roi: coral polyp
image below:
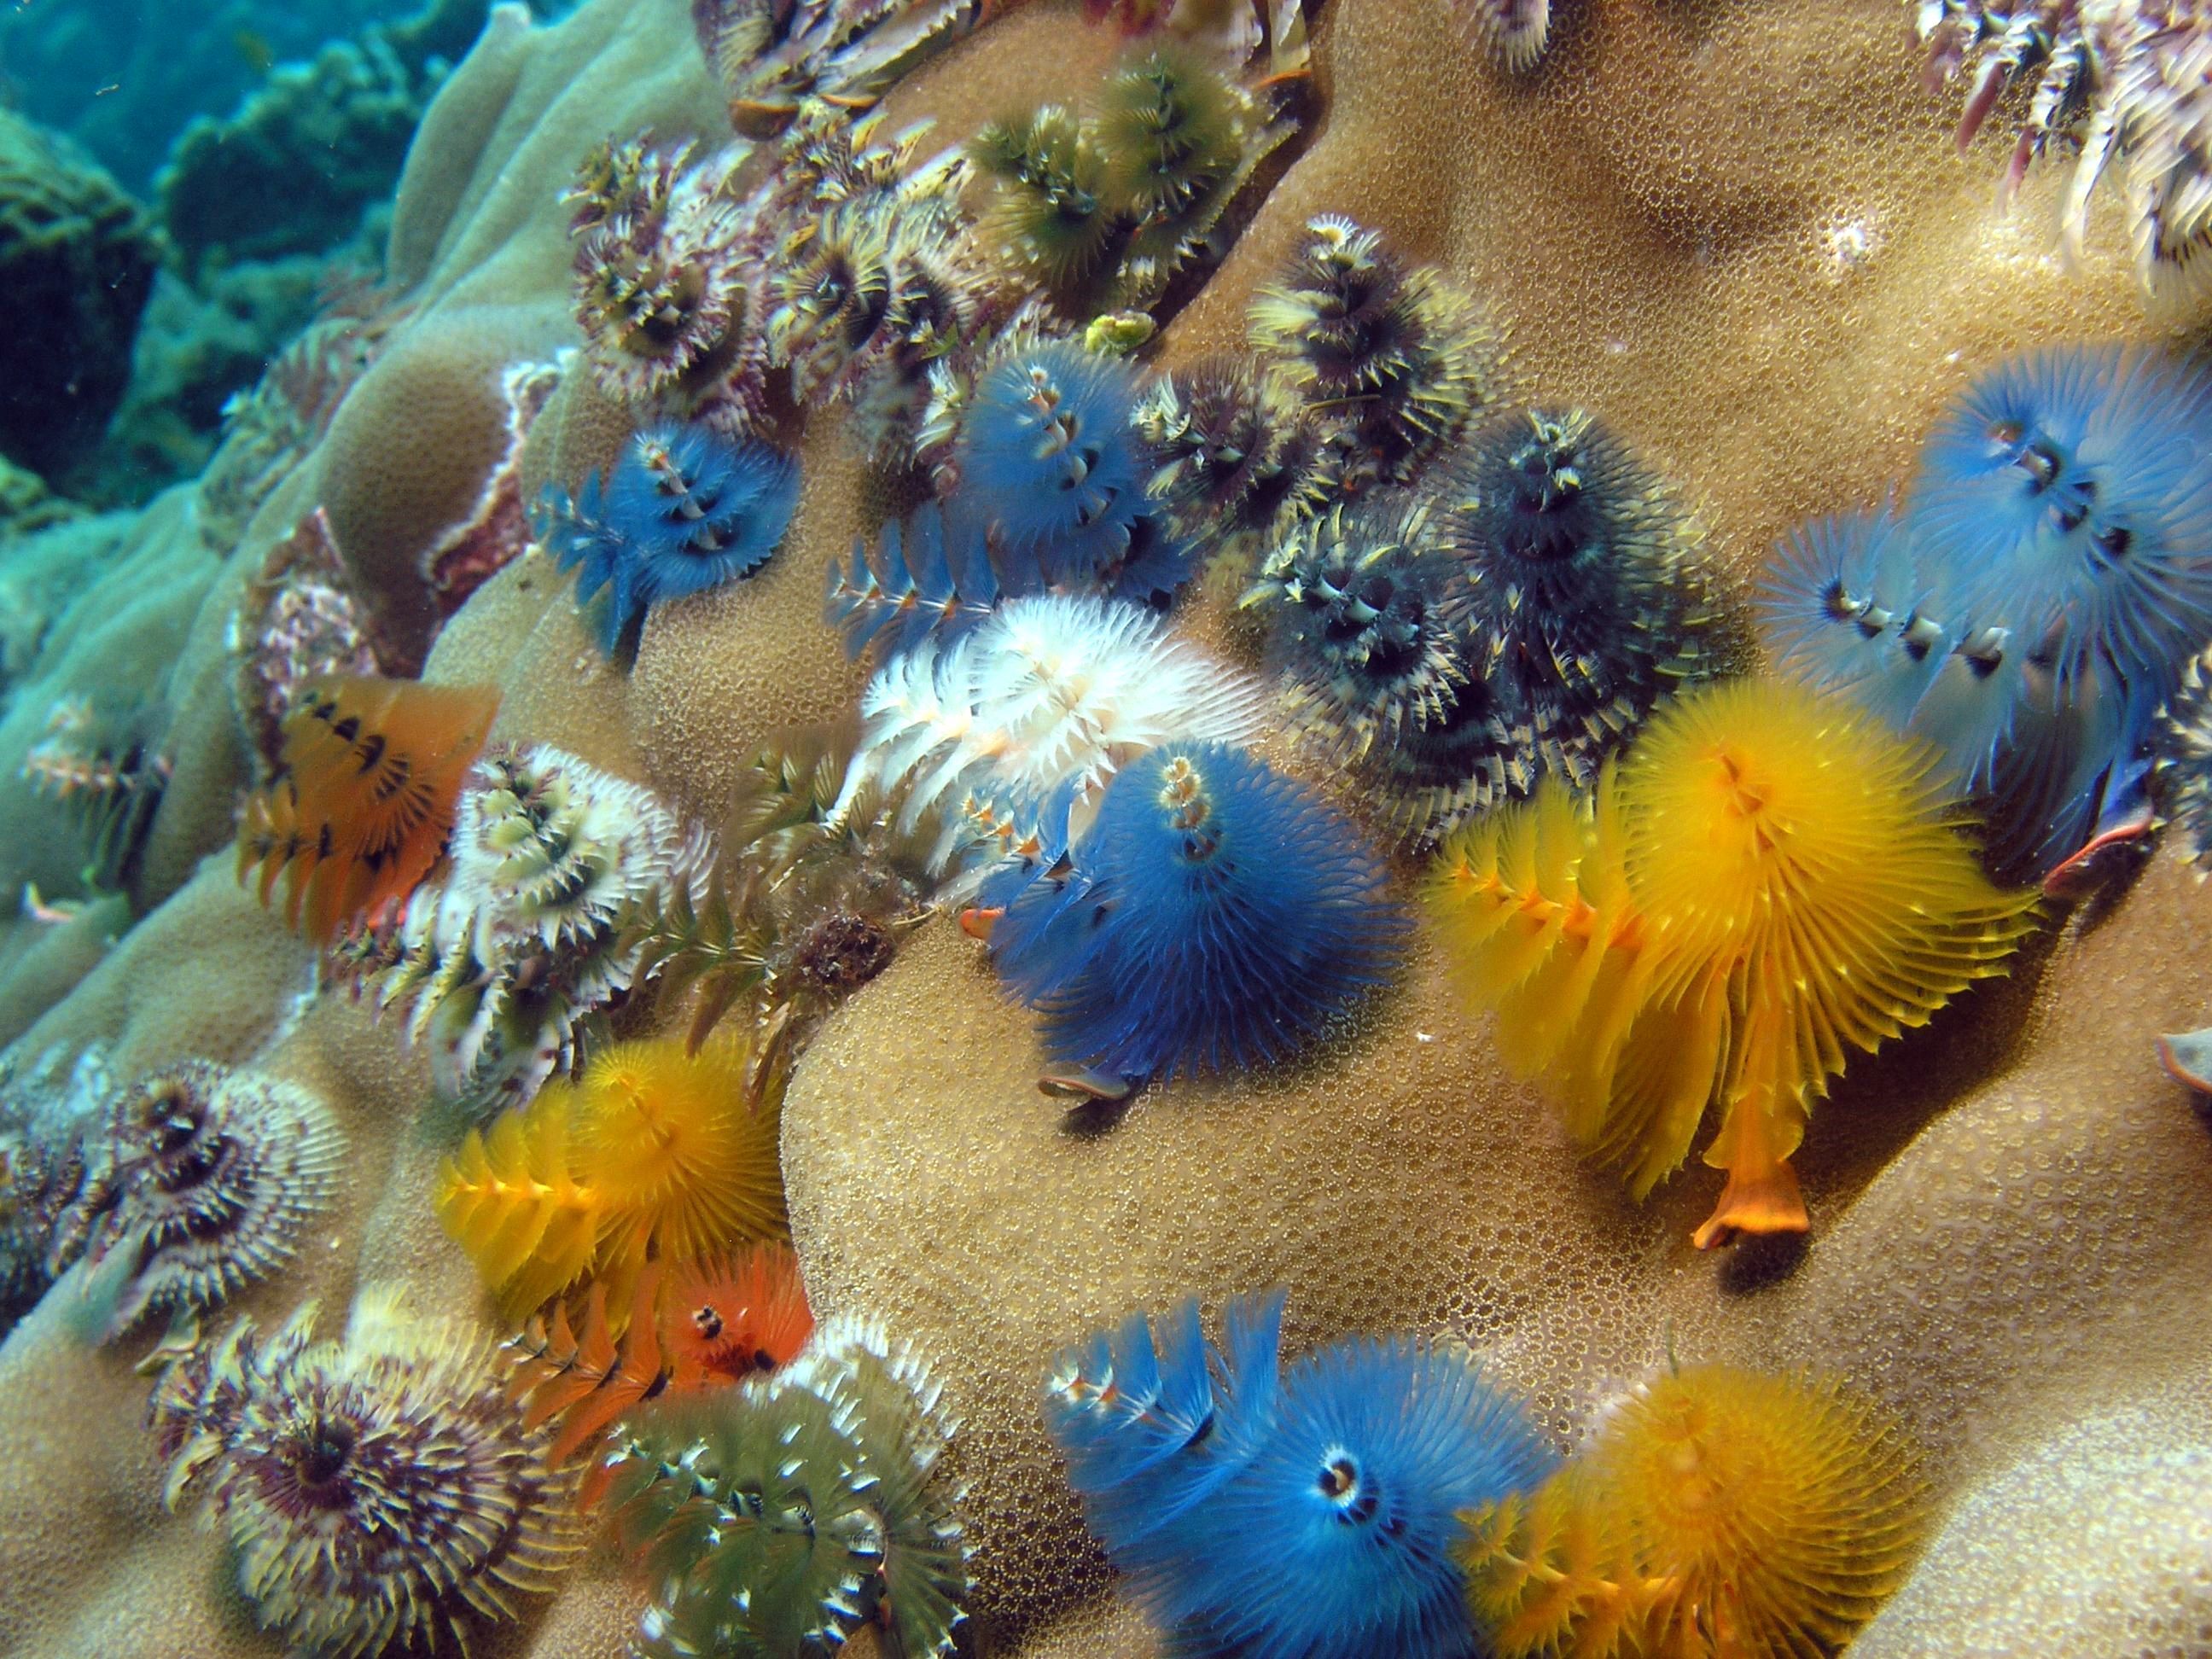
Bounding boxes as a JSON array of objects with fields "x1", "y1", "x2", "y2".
[
  {"x1": 1045, "y1": 1288, "x2": 1552, "y2": 1658},
  {"x1": 988, "y1": 742, "x2": 1410, "y2": 1087},
  {"x1": 952, "y1": 334, "x2": 1149, "y2": 580},
  {"x1": 235, "y1": 674, "x2": 500, "y2": 942},
  {"x1": 1461, "y1": 1365, "x2": 1929, "y2": 1658},
  {"x1": 608, "y1": 1317, "x2": 969, "y2": 1658},
  {"x1": 540, "y1": 421, "x2": 801, "y2": 655},
  {"x1": 1250, "y1": 213, "x2": 1502, "y2": 488},
  {"x1": 151, "y1": 1292, "x2": 582, "y2": 1658},
  {"x1": 51, "y1": 1063, "x2": 342, "y2": 1342},
  {"x1": 1429, "y1": 678, "x2": 2040, "y2": 1245},
  {"x1": 6, "y1": 0, "x2": 2204, "y2": 1651},
  {"x1": 1136, "y1": 358, "x2": 1331, "y2": 558},
  {"x1": 339, "y1": 744, "x2": 708, "y2": 1108},
  {"x1": 570, "y1": 143, "x2": 762, "y2": 410}
]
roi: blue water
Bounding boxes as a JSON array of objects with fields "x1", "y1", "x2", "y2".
[{"x1": 0, "y1": 0, "x2": 433, "y2": 186}]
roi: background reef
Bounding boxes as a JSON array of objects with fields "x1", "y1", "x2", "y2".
[
  {"x1": 0, "y1": 0, "x2": 513, "y2": 507},
  {"x1": 0, "y1": 1, "x2": 2210, "y2": 1656}
]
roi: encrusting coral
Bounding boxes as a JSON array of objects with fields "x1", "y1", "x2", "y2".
[
  {"x1": 150, "y1": 1289, "x2": 583, "y2": 1658},
  {"x1": 1460, "y1": 1362, "x2": 1929, "y2": 1658},
  {"x1": 1428, "y1": 678, "x2": 2040, "y2": 1246},
  {"x1": 12, "y1": 1, "x2": 2212, "y2": 1656}
]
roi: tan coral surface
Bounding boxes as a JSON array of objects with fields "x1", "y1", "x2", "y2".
[{"x1": 3, "y1": 1, "x2": 2210, "y2": 1656}]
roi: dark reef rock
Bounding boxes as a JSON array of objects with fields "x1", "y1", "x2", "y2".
[
  {"x1": 156, "y1": 38, "x2": 428, "y2": 276},
  {"x1": 0, "y1": 109, "x2": 160, "y2": 481},
  {"x1": 88, "y1": 259, "x2": 330, "y2": 506}
]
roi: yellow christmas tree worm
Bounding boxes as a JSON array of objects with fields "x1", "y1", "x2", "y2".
[
  {"x1": 1460, "y1": 1365, "x2": 1928, "y2": 1658},
  {"x1": 435, "y1": 1026, "x2": 789, "y2": 1322},
  {"x1": 1430, "y1": 679, "x2": 2039, "y2": 1246}
]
